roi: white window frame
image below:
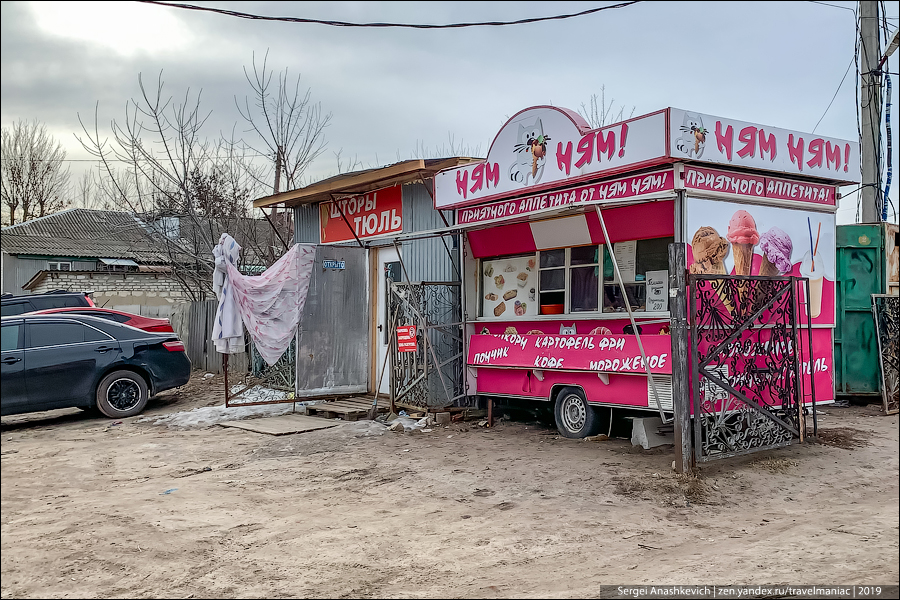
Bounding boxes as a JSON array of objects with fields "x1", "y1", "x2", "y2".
[
  {"x1": 47, "y1": 261, "x2": 72, "y2": 271},
  {"x1": 537, "y1": 245, "x2": 603, "y2": 315}
]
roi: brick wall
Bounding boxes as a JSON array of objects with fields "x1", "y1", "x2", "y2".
[{"x1": 28, "y1": 271, "x2": 189, "y2": 316}]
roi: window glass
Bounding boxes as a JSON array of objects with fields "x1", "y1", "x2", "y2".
[
  {"x1": 83, "y1": 325, "x2": 113, "y2": 342},
  {"x1": 539, "y1": 249, "x2": 565, "y2": 268},
  {"x1": 1, "y1": 325, "x2": 21, "y2": 351},
  {"x1": 1, "y1": 302, "x2": 30, "y2": 317},
  {"x1": 570, "y1": 246, "x2": 599, "y2": 265},
  {"x1": 539, "y1": 269, "x2": 565, "y2": 290},
  {"x1": 28, "y1": 323, "x2": 84, "y2": 348},
  {"x1": 570, "y1": 266, "x2": 599, "y2": 312},
  {"x1": 636, "y1": 237, "x2": 672, "y2": 275}
]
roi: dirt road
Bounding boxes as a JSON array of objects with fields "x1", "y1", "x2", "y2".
[{"x1": 2, "y1": 374, "x2": 898, "y2": 598}]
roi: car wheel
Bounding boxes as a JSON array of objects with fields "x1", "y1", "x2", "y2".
[
  {"x1": 554, "y1": 387, "x2": 601, "y2": 439},
  {"x1": 95, "y1": 371, "x2": 149, "y2": 418}
]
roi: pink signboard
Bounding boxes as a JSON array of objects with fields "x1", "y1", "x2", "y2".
[
  {"x1": 670, "y1": 108, "x2": 860, "y2": 184},
  {"x1": 695, "y1": 327, "x2": 834, "y2": 407},
  {"x1": 685, "y1": 197, "x2": 836, "y2": 326},
  {"x1": 682, "y1": 166, "x2": 836, "y2": 207},
  {"x1": 457, "y1": 170, "x2": 674, "y2": 226},
  {"x1": 467, "y1": 333, "x2": 672, "y2": 374},
  {"x1": 434, "y1": 107, "x2": 668, "y2": 210}
]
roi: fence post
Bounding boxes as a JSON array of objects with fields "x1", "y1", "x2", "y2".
[{"x1": 669, "y1": 243, "x2": 694, "y2": 474}]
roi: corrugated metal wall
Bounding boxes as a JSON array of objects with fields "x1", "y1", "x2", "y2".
[
  {"x1": 395, "y1": 183, "x2": 460, "y2": 283},
  {"x1": 291, "y1": 182, "x2": 460, "y2": 284},
  {"x1": 294, "y1": 204, "x2": 320, "y2": 244}
]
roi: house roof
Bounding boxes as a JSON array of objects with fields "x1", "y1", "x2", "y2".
[
  {"x1": 1, "y1": 209, "x2": 168, "y2": 262},
  {"x1": 253, "y1": 157, "x2": 480, "y2": 209},
  {"x1": 1, "y1": 208, "x2": 283, "y2": 266}
]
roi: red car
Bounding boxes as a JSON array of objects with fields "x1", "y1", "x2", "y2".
[{"x1": 27, "y1": 307, "x2": 176, "y2": 333}]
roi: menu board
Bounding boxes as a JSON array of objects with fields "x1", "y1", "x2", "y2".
[
  {"x1": 612, "y1": 240, "x2": 637, "y2": 283},
  {"x1": 482, "y1": 255, "x2": 538, "y2": 318}
]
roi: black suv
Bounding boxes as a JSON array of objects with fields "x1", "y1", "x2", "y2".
[{"x1": 1, "y1": 290, "x2": 95, "y2": 317}]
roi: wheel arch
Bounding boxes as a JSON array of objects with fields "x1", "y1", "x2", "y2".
[{"x1": 95, "y1": 364, "x2": 154, "y2": 401}]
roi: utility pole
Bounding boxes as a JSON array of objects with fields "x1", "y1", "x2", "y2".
[{"x1": 860, "y1": 0, "x2": 883, "y2": 223}]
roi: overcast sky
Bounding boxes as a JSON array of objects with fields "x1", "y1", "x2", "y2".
[{"x1": 2, "y1": 1, "x2": 898, "y2": 224}]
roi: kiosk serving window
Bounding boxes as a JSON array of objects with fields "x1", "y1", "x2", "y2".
[{"x1": 478, "y1": 236, "x2": 672, "y2": 318}]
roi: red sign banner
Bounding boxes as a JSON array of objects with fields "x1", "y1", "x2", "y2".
[
  {"x1": 467, "y1": 333, "x2": 672, "y2": 374},
  {"x1": 683, "y1": 166, "x2": 836, "y2": 206},
  {"x1": 319, "y1": 185, "x2": 403, "y2": 244},
  {"x1": 397, "y1": 326, "x2": 417, "y2": 353},
  {"x1": 457, "y1": 170, "x2": 674, "y2": 226}
]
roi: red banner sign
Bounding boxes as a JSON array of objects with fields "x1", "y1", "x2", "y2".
[
  {"x1": 457, "y1": 170, "x2": 674, "y2": 226},
  {"x1": 467, "y1": 333, "x2": 672, "y2": 374},
  {"x1": 319, "y1": 185, "x2": 403, "y2": 244},
  {"x1": 683, "y1": 166, "x2": 836, "y2": 206},
  {"x1": 397, "y1": 326, "x2": 417, "y2": 353}
]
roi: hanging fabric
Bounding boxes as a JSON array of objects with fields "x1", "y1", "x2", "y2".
[{"x1": 212, "y1": 233, "x2": 317, "y2": 365}]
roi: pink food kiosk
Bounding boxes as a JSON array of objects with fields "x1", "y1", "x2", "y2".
[{"x1": 432, "y1": 106, "x2": 860, "y2": 442}]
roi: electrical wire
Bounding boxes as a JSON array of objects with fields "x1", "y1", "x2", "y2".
[
  {"x1": 813, "y1": 54, "x2": 855, "y2": 133},
  {"x1": 136, "y1": 1, "x2": 642, "y2": 29}
]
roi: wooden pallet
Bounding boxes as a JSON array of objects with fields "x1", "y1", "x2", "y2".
[{"x1": 305, "y1": 396, "x2": 389, "y2": 421}]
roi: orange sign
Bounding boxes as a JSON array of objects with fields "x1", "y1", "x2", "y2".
[{"x1": 319, "y1": 185, "x2": 403, "y2": 244}]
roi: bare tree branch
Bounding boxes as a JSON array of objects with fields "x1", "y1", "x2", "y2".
[{"x1": 1, "y1": 120, "x2": 71, "y2": 226}]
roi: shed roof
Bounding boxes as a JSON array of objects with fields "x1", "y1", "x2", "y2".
[{"x1": 253, "y1": 157, "x2": 480, "y2": 209}]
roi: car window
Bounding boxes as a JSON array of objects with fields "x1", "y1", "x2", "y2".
[
  {"x1": 28, "y1": 297, "x2": 80, "y2": 311},
  {"x1": 1, "y1": 324, "x2": 22, "y2": 351},
  {"x1": 83, "y1": 325, "x2": 113, "y2": 342},
  {"x1": 28, "y1": 323, "x2": 85, "y2": 348},
  {"x1": 83, "y1": 312, "x2": 131, "y2": 323},
  {"x1": 1, "y1": 302, "x2": 31, "y2": 317}
]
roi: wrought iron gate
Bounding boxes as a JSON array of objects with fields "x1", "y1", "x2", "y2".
[
  {"x1": 224, "y1": 337, "x2": 296, "y2": 407},
  {"x1": 688, "y1": 275, "x2": 815, "y2": 461},
  {"x1": 872, "y1": 294, "x2": 899, "y2": 415},
  {"x1": 389, "y1": 281, "x2": 466, "y2": 409}
]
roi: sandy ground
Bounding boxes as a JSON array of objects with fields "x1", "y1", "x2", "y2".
[{"x1": 2, "y1": 372, "x2": 898, "y2": 599}]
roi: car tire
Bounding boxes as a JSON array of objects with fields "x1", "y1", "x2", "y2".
[
  {"x1": 554, "y1": 386, "x2": 602, "y2": 439},
  {"x1": 95, "y1": 371, "x2": 149, "y2": 418}
]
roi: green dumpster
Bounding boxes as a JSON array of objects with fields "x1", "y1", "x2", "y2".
[{"x1": 834, "y1": 223, "x2": 900, "y2": 399}]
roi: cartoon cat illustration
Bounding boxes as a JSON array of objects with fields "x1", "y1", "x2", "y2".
[
  {"x1": 675, "y1": 112, "x2": 707, "y2": 158},
  {"x1": 559, "y1": 323, "x2": 576, "y2": 335},
  {"x1": 509, "y1": 118, "x2": 550, "y2": 186}
]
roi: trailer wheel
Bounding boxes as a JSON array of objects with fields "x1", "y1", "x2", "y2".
[{"x1": 554, "y1": 387, "x2": 602, "y2": 439}]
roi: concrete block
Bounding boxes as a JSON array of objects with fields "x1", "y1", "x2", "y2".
[
  {"x1": 434, "y1": 412, "x2": 451, "y2": 425},
  {"x1": 631, "y1": 417, "x2": 673, "y2": 450}
]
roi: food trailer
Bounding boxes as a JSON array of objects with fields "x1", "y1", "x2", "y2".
[{"x1": 433, "y1": 106, "x2": 860, "y2": 439}]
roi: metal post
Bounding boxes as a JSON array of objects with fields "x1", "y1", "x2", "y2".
[
  {"x1": 860, "y1": 0, "x2": 883, "y2": 223},
  {"x1": 669, "y1": 243, "x2": 693, "y2": 473}
]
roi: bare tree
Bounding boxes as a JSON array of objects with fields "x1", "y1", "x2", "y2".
[
  {"x1": 236, "y1": 51, "x2": 331, "y2": 193},
  {"x1": 1, "y1": 120, "x2": 71, "y2": 226},
  {"x1": 578, "y1": 86, "x2": 636, "y2": 129},
  {"x1": 76, "y1": 72, "x2": 283, "y2": 301}
]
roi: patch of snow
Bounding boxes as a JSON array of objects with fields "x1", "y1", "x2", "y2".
[{"x1": 139, "y1": 403, "x2": 296, "y2": 429}]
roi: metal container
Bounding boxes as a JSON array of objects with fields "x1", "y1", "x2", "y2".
[{"x1": 834, "y1": 223, "x2": 900, "y2": 398}]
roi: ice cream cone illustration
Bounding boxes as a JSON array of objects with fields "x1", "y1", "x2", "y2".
[
  {"x1": 689, "y1": 226, "x2": 735, "y2": 314},
  {"x1": 727, "y1": 210, "x2": 760, "y2": 276},
  {"x1": 757, "y1": 227, "x2": 793, "y2": 277},
  {"x1": 531, "y1": 135, "x2": 548, "y2": 178},
  {"x1": 727, "y1": 210, "x2": 760, "y2": 313}
]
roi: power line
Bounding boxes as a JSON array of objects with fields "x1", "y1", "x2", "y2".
[
  {"x1": 135, "y1": 0, "x2": 642, "y2": 29},
  {"x1": 813, "y1": 54, "x2": 855, "y2": 133}
]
